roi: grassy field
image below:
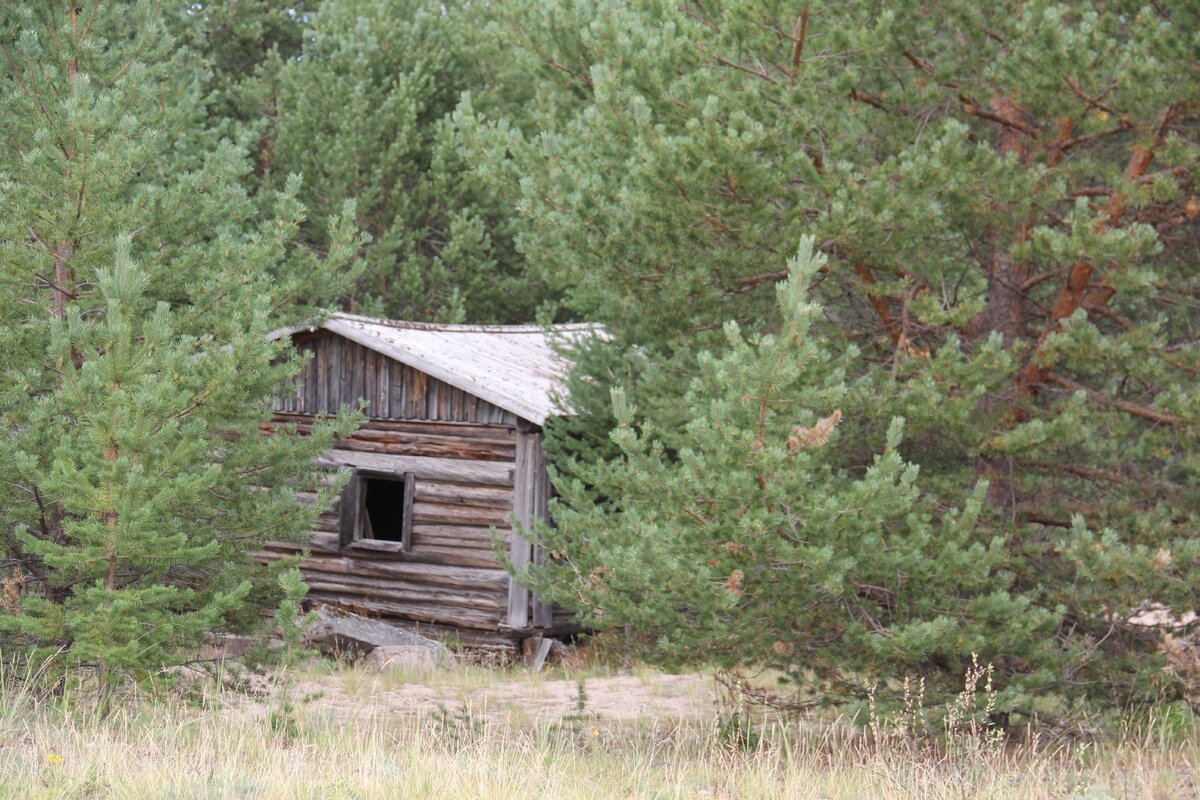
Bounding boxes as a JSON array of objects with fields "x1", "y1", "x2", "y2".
[{"x1": 1, "y1": 660, "x2": 1196, "y2": 799}]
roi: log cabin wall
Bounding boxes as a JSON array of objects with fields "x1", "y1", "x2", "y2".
[
  {"x1": 261, "y1": 330, "x2": 564, "y2": 649},
  {"x1": 258, "y1": 417, "x2": 519, "y2": 644}
]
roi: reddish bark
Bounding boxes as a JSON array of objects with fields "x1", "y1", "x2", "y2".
[
  {"x1": 975, "y1": 96, "x2": 1036, "y2": 513},
  {"x1": 978, "y1": 97, "x2": 1035, "y2": 349},
  {"x1": 1015, "y1": 105, "x2": 1180, "y2": 395},
  {"x1": 51, "y1": 241, "x2": 73, "y2": 319},
  {"x1": 853, "y1": 263, "x2": 903, "y2": 345}
]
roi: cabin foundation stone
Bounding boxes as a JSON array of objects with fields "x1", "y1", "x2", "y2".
[{"x1": 366, "y1": 643, "x2": 450, "y2": 671}]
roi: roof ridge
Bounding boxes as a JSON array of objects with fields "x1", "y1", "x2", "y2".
[{"x1": 329, "y1": 311, "x2": 602, "y2": 335}]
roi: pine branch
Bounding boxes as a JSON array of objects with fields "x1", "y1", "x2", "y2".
[
  {"x1": 1062, "y1": 75, "x2": 1120, "y2": 117},
  {"x1": 1043, "y1": 372, "x2": 1181, "y2": 426},
  {"x1": 959, "y1": 94, "x2": 1039, "y2": 137},
  {"x1": 1017, "y1": 460, "x2": 1126, "y2": 485}
]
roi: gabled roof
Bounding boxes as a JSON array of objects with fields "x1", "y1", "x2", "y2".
[{"x1": 272, "y1": 312, "x2": 605, "y2": 425}]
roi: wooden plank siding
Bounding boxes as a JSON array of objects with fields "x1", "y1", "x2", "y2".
[{"x1": 277, "y1": 332, "x2": 519, "y2": 426}]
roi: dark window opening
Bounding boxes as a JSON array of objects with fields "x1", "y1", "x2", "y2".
[
  {"x1": 339, "y1": 470, "x2": 415, "y2": 552},
  {"x1": 362, "y1": 477, "x2": 408, "y2": 542}
]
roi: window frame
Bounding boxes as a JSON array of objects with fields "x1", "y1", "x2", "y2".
[{"x1": 338, "y1": 469, "x2": 415, "y2": 553}]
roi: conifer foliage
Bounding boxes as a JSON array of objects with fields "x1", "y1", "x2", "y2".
[
  {"x1": 270, "y1": 0, "x2": 544, "y2": 322},
  {"x1": 473, "y1": 1, "x2": 1200, "y2": 710},
  {"x1": 530, "y1": 241, "x2": 1052, "y2": 709},
  {"x1": 169, "y1": 1, "x2": 317, "y2": 176},
  {"x1": 0, "y1": 2, "x2": 359, "y2": 684}
]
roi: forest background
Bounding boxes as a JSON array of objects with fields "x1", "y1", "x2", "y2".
[{"x1": 0, "y1": 0, "x2": 1197, "y2": 727}]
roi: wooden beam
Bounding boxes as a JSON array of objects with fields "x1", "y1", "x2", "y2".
[
  {"x1": 413, "y1": 482, "x2": 513, "y2": 509},
  {"x1": 258, "y1": 546, "x2": 510, "y2": 589},
  {"x1": 401, "y1": 472, "x2": 415, "y2": 553},
  {"x1": 305, "y1": 592, "x2": 502, "y2": 631},
  {"x1": 411, "y1": 501, "x2": 512, "y2": 527},
  {"x1": 531, "y1": 447, "x2": 554, "y2": 629},
  {"x1": 507, "y1": 431, "x2": 540, "y2": 628},
  {"x1": 532, "y1": 637, "x2": 553, "y2": 672},
  {"x1": 337, "y1": 469, "x2": 360, "y2": 549},
  {"x1": 315, "y1": 449, "x2": 514, "y2": 486}
]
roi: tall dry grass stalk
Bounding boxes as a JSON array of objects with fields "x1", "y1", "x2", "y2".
[{"x1": 0, "y1": 661, "x2": 1196, "y2": 799}]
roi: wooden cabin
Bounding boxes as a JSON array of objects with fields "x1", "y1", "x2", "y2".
[{"x1": 258, "y1": 313, "x2": 601, "y2": 651}]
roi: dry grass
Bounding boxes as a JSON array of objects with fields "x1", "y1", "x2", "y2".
[
  {"x1": 0, "y1": 661, "x2": 1197, "y2": 800},
  {"x1": 308, "y1": 651, "x2": 662, "y2": 697}
]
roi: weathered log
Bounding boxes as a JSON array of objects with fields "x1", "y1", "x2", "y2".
[
  {"x1": 261, "y1": 536, "x2": 505, "y2": 570},
  {"x1": 352, "y1": 424, "x2": 515, "y2": 449},
  {"x1": 301, "y1": 577, "x2": 505, "y2": 612},
  {"x1": 405, "y1": 545, "x2": 501, "y2": 568},
  {"x1": 413, "y1": 482, "x2": 513, "y2": 509},
  {"x1": 411, "y1": 501, "x2": 511, "y2": 528},
  {"x1": 315, "y1": 450, "x2": 513, "y2": 486},
  {"x1": 272, "y1": 412, "x2": 517, "y2": 441},
  {"x1": 260, "y1": 534, "x2": 340, "y2": 555},
  {"x1": 411, "y1": 524, "x2": 509, "y2": 549},
  {"x1": 324, "y1": 434, "x2": 515, "y2": 462},
  {"x1": 264, "y1": 420, "x2": 517, "y2": 462},
  {"x1": 349, "y1": 560, "x2": 505, "y2": 592},
  {"x1": 260, "y1": 548, "x2": 509, "y2": 590},
  {"x1": 305, "y1": 592, "x2": 502, "y2": 630},
  {"x1": 304, "y1": 482, "x2": 513, "y2": 518}
]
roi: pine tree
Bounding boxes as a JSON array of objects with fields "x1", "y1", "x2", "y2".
[
  {"x1": 169, "y1": 1, "x2": 318, "y2": 179},
  {"x1": 0, "y1": 2, "x2": 360, "y2": 686},
  {"x1": 470, "y1": 1, "x2": 1200, "y2": 711},
  {"x1": 269, "y1": 0, "x2": 548, "y2": 322},
  {"x1": 529, "y1": 241, "x2": 1053, "y2": 710}
]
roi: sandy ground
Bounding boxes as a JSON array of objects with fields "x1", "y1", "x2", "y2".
[{"x1": 288, "y1": 671, "x2": 718, "y2": 726}]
